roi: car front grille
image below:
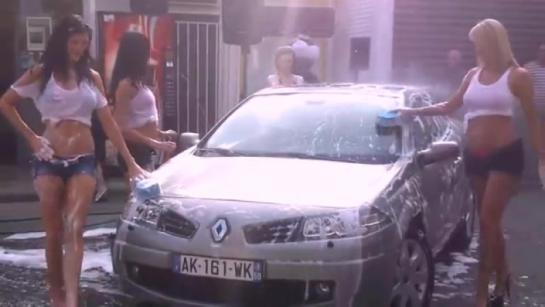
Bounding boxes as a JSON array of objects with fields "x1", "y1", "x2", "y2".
[
  {"x1": 157, "y1": 209, "x2": 198, "y2": 239},
  {"x1": 126, "y1": 263, "x2": 312, "y2": 306},
  {"x1": 243, "y1": 217, "x2": 302, "y2": 244}
]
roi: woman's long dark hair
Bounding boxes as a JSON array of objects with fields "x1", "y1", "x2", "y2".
[
  {"x1": 109, "y1": 31, "x2": 151, "y2": 104},
  {"x1": 40, "y1": 15, "x2": 93, "y2": 93}
]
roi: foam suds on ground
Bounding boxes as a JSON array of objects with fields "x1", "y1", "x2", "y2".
[
  {"x1": 0, "y1": 228, "x2": 115, "y2": 274},
  {"x1": 4, "y1": 228, "x2": 116, "y2": 241},
  {"x1": 433, "y1": 237, "x2": 479, "y2": 301},
  {"x1": 0, "y1": 246, "x2": 113, "y2": 274}
]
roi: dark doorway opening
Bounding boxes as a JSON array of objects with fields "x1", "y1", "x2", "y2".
[{"x1": 0, "y1": 0, "x2": 18, "y2": 165}]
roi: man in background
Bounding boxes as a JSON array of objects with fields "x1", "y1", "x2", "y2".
[
  {"x1": 524, "y1": 43, "x2": 545, "y2": 187},
  {"x1": 433, "y1": 49, "x2": 467, "y2": 119},
  {"x1": 443, "y1": 49, "x2": 466, "y2": 92},
  {"x1": 524, "y1": 43, "x2": 545, "y2": 127}
]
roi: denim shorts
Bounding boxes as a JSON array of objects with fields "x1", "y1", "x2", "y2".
[{"x1": 31, "y1": 154, "x2": 97, "y2": 182}]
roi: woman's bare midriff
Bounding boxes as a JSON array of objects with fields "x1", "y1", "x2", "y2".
[
  {"x1": 42, "y1": 120, "x2": 95, "y2": 157},
  {"x1": 465, "y1": 115, "x2": 518, "y2": 155}
]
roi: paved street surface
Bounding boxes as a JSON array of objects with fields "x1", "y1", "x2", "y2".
[{"x1": 0, "y1": 188, "x2": 543, "y2": 307}]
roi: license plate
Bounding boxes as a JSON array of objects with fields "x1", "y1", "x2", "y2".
[{"x1": 174, "y1": 255, "x2": 264, "y2": 282}]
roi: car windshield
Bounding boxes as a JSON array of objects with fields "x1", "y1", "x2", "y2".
[{"x1": 200, "y1": 93, "x2": 402, "y2": 164}]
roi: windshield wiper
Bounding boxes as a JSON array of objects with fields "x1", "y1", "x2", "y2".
[
  {"x1": 262, "y1": 152, "x2": 397, "y2": 164},
  {"x1": 263, "y1": 152, "x2": 352, "y2": 163},
  {"x1": 195, "y1": 147, "x2": 245, "y2": 157}
]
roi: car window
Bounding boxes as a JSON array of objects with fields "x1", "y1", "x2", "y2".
[
  {"x1": 201, "y1": 93, "x2": 402, "y2": 164},
  {"x1": 411, "y1": 116, "x2": 433, "y2": 150},
  {"x1": 406, "y1": 90, "x2": 444, "y2": 150}
]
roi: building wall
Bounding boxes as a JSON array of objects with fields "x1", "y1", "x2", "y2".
[
  {"x1": 15, "y1": 0, "x2": 50, "y2": 167},
  {"x1": 329, "y1": 0, "x2": 394, "y2": 83},
  {"x1": 392, "y1": 0, "x2": 545, "y2": 81},
  {"x1": 327, "y1": 0, "x2": 354, "y2": 82}
]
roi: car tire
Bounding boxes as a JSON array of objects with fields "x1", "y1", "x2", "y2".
[
  {"x1": 390, "y1": 227, "x2": 434, "y2": 307},
  {"x1": 448, "y1": 196, "x2": 476, "y2": 252}
]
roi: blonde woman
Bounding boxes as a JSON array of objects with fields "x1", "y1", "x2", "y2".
[
  {"x1": 267, "y1": 46, "x2": 304, "y2": 87},
  {"x1": 397, "y1": 19, "x2": 545, "y2": 307}
]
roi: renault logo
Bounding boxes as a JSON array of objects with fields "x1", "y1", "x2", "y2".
[{"x1": 211, "y1": 218, "x2": 230, "y2": 243}]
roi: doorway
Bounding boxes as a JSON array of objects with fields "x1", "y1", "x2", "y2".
[
  {"x1": 174, "y1": 15, "x2": 220, "y2": 135},
  {"x1": 0, "y1": 0, "x2": 18, "y2": 165}
]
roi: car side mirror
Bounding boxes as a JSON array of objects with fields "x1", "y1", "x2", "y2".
[
  {"x1": 416, "y1": 141, "x2": 460, "y2": 167},
  {"x1": 178, "y1": 132, "x2": 200, "y2": 152}
]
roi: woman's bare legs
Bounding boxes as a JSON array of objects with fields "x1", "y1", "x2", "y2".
[
  {"x1": 470, "y1": 175, "x2": 488, "y2": 307},
  {"x1": 475, "y1": 172, "x2": 518, "y2": 307},
  {"x1": 62, "y1": 174, "x2": 96, "y2": 307},
  {"x1": 34, "y1": 176, "x2": 66, "y2": 307}
]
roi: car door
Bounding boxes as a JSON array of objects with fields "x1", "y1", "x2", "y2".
[
  {"x1": 437, "y1": 117, "x2": 471, "y2": 234},
  {"x1": 428, "y1": 116, "x2": 463, "y2": 241},
  {"x1": 410, "y1": 114, "x2": 458, "y2": 250}
]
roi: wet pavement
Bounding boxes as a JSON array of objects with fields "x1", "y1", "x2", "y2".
[{"x1": 0, "y1": 188, "x2": 544, "y2": 307}]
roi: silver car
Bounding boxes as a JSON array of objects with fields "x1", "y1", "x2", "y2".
[{"x1": 112, "y1": 84, "x2": 475, "y2": 307}]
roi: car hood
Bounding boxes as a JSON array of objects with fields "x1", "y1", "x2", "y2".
[{"x1": 151, "y1": 153, "x2": 403, "y2": 209}]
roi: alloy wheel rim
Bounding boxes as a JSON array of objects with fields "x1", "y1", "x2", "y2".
[
  {"x1": 390, "y1": 239, "x2": 429, "y2": 307},
  {"x1": 465, "y1": 195, "x2": 476, "y2": 238}
]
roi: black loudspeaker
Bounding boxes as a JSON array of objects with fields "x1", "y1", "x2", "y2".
[
  {"x1": 222, "y1": 0, "x2": 264, "y2": 46},
  {"x1": 262, "y1": 6, "x2": 335, "y2": 38},
  {"x1": 130, "y1": 0, "x2": 168, "y2": 15},
  {"x1": 42, "y1": 0, "x2": 81, "y2": 15}
]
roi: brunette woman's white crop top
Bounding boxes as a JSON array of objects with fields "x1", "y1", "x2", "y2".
[
  {"x1": 124, "y1": 86, "x2": 159, "y2": 129},
  {"x1": 10, "y1": 76, "x2": 108, "y2": 126}
]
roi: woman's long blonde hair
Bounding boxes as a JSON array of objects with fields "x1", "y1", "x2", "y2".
[{"x1": 469, "y1": 19, "x2": 518, "y2": 70}]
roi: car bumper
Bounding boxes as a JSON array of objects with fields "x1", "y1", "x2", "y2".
[{"x1": 113, "y1": 220, "x2": 399, "y2": 307}]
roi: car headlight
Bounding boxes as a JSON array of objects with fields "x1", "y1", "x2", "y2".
[
  {"x1": 121, "y1": 178, "x2": 163, "y2": 223},
  {"x1": 301, "y1": 206, "x2": 392, "y2": 241},
  {"x1": 302, "y1": 214, "x2": 350, "y2": 240},
  {"x1": 359, "y1": 206, "x2": 393, "y2": 236},
  {"x1": 121, "y1": 198, "x2": 136, "y2": 221},
  {"x1": 134, "y1": 200, "x2": 163, "y2": 226},
  {"x1": 121, "y1": 197, "x2": 164, "y2": 227}
]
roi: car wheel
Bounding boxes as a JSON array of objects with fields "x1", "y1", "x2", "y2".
[
  {"x1": 390, "y1": 229, "x2": 434, "y2": 307},
  {"x1": 449, "y1": 195, "x2": 476, "y2": 252}
]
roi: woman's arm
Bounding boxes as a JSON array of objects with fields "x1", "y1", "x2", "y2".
[
  {"x1": 0, "y1": 66, "x2": 50, "y2": 157},
  {"x1": 399, "y1": 67, "x2": 478, "y2": 117},
  {"x1": 511, "y1": 67, "x2": 545, "y2": 158},
  {"x1": 91, "y1": 71, "x2": 144, "y2": 178}
]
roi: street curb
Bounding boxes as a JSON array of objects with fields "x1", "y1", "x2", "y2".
[
  {"x1": 0, "y1": 188, "x2": 126, "y2": 204},
  {"x1": 0, "y1": 194, "x2": 38, "y2": 203}
]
